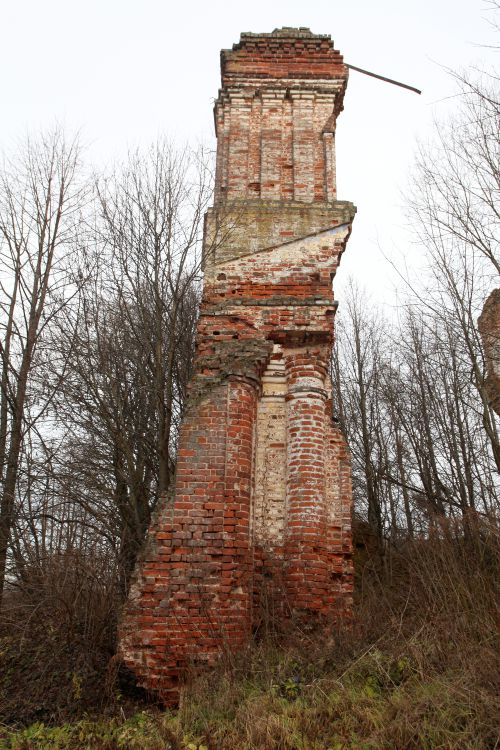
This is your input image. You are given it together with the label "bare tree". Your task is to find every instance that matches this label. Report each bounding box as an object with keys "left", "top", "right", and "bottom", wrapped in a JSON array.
[
  {"left": 406, "top": 70, "right": 500, "bottom": 470},
  {"left": 332, "top": 284, "right": 388, "bottom": 547},
  {"left": 333, "top": 281, "right": 499, "bottom": 547},
  {"left": 0, "top": 130, "right": 87, "bottom": 604},
  {"left": 51, "top": 141, "right": 217, "bottom": 591},
  {"left": 391, "top": 308, "right": 498, "bottom": 519}
]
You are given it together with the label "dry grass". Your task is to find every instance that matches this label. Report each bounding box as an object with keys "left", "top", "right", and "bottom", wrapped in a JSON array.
[
  {"left": 174, "top": 515, "right": 500, "bottom": 749},
  {"left": 1, "top": 516, "right": 499, "bottom": 749},
  {"left": 0, "top": 549, "right": 124, "bottom": 725}
]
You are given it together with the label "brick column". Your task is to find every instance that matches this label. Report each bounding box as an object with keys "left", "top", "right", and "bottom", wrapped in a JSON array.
[
  {"left": 284, "top": 351, "right": 329, "bottom": 613},
  {"left": 323, "top": 131, "right": 336, "bottom": 201},
  {"left": 220, "top": 375, "right": 258, "bottom": 647},
  {"left": 291, "top": 92, "right": 315, "bottom": 203},
  {"left": 260, "top": 90, "right": 285, "bottom": 200},
  {"left": 227, "top": 92, "right": 252, "bottom": 196}
]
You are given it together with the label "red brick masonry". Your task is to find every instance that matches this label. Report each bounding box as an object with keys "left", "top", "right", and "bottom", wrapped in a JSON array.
[
  {"left": 479, "top": 289, "right": 500, "bottom": 417},
  {"left": 119, "top": 28, "right": 356, "bottom": 704}
]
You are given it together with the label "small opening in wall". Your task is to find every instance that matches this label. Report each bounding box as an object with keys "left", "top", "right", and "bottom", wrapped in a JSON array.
[
  {"left": 213, "top": 331, "right": 220, "bottom": 335},
  {"left": 217, "top": 273, "right": 226, "bottom": 281}
]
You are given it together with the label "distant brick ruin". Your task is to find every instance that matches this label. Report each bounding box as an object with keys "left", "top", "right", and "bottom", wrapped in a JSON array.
[
  {"left": 119, "top": 28, "right": 356, "bottom": 704},
  {"left": 479, "top": 289, "right": 500, "bottom": 417}
]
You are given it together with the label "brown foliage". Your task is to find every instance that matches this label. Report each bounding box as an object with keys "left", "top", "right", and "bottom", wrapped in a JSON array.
[
  {"left": 0, "top": 549, "right": 120, "bottom": 725},
  {"left": 3, "top": 515, "right": 498, "bottom": 750},
  {"left": 174, "top": 515, "right": 500, "bottom": 749}
]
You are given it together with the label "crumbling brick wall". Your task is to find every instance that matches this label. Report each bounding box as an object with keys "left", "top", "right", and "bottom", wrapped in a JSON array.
[
  {"left": 119, "top": 27, "right": 356, "bottom": 705},
  {"left": 479, "top": 289, "right": 500, "bottom": 417}
]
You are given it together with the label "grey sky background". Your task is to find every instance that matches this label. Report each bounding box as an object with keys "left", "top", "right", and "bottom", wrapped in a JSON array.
[{"left": 1, "top": 0, "right": 497, "bottom": 304}]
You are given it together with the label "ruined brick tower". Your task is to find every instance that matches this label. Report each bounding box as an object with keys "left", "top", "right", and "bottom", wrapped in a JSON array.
[{"left": 120, "top": 27, "right": 356, "bottom": 703}]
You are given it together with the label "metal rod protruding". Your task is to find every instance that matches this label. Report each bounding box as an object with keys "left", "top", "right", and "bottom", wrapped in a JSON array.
[{"left": 346, "top": 63, "right": 422, "bottom": 95}]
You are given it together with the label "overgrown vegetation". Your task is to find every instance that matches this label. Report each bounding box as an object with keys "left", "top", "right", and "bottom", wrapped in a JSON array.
[
  {"left": 0, "top": 550, "right": 119, "bottom": 725},
  {"left": 1, "top": 516, "right": 499, "bottom": 748}
]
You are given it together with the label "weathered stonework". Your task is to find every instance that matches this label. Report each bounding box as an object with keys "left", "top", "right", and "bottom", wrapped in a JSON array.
[
  {"left": 119, "top": 27, "right": 356, "bottom": 705},
  {"left": 479, "top": 289, "right": 500, "bottom": 417}
]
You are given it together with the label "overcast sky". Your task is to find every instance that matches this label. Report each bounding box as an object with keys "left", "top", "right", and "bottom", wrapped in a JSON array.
[{"left": 1, "top": 0, "right": 497, "bottom": 304}]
